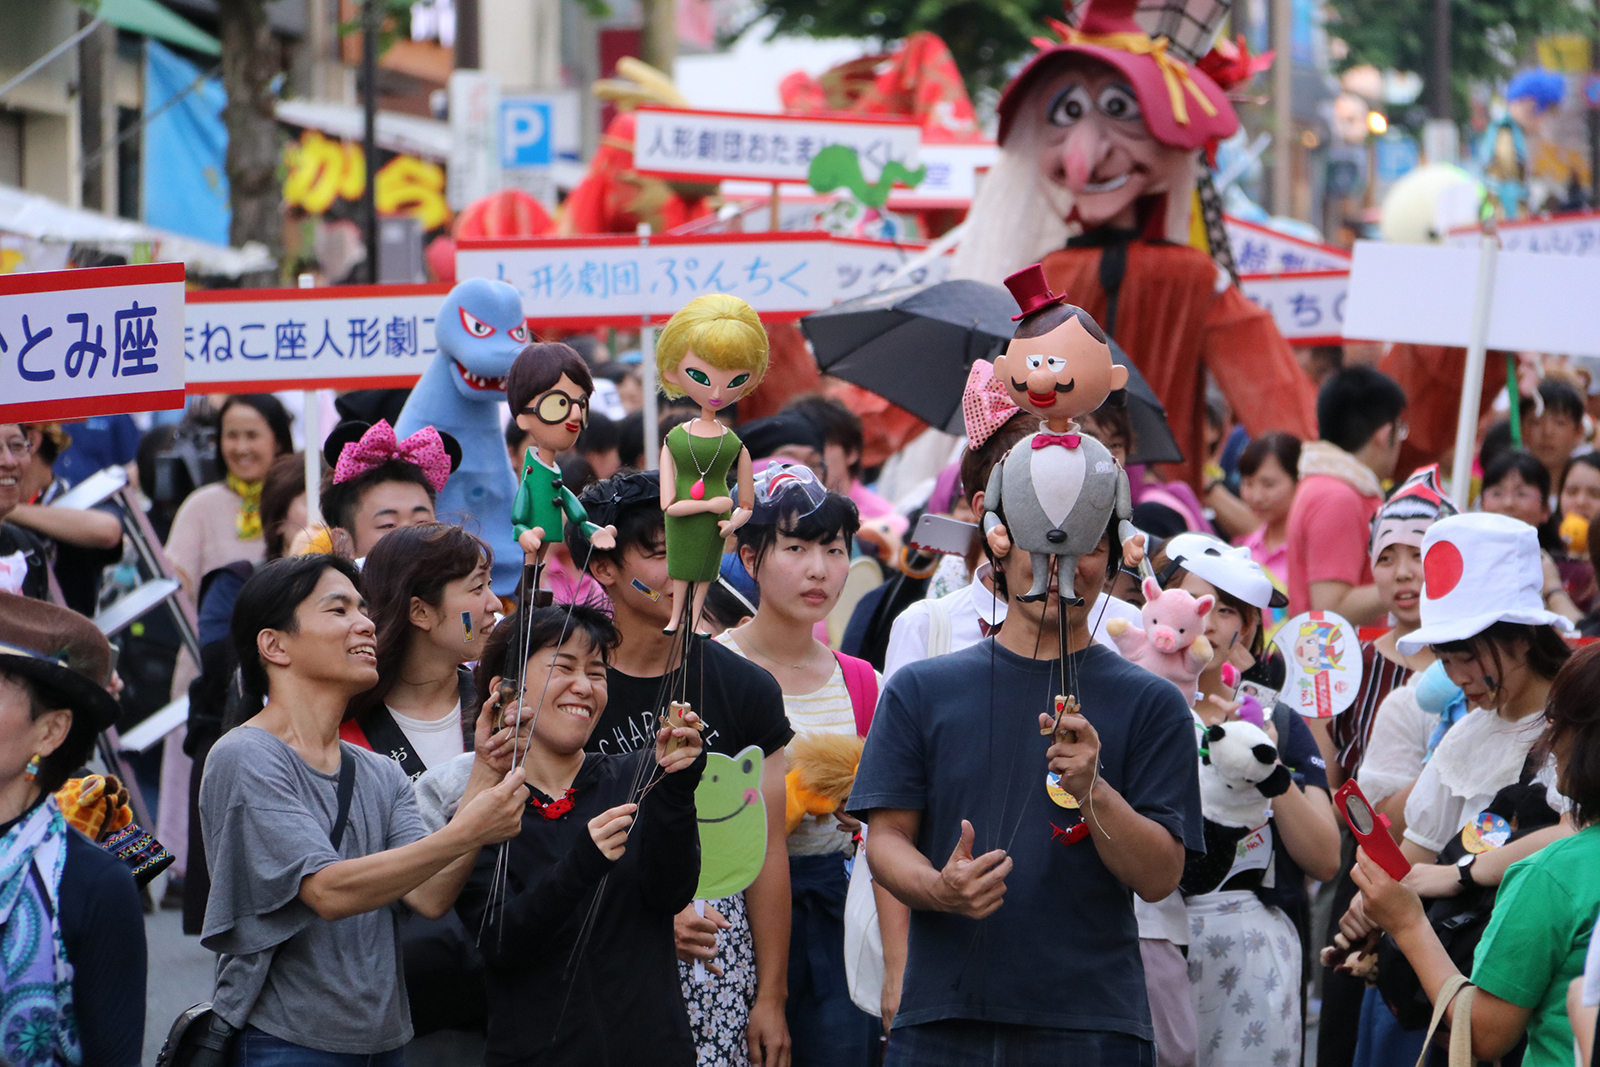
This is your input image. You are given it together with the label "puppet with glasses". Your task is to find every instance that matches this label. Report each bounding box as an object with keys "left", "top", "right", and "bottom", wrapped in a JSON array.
[
  {"left": 656, "top": 294, "right": 768, "bottom": 637},
  {"left": 508, "top": 342, "right": 618, "bottom": 608}
]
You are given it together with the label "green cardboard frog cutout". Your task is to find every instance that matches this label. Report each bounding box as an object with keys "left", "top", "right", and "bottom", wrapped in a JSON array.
[{"left": 695, "top": 744, "right": 768, "bottom": 899}]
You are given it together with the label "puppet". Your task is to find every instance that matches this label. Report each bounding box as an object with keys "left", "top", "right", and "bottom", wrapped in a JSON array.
[
  {"left": 396, "top": 278, "right": 529, "bottom": 594},
  {"left": 1180, "top": 718, "right": 1290, "bottom": 895},
  {"left": 696, "top": 744, "right": 770, "bottom": 899},
  {"left": 982, "top": 263, "right": 1140, "bottom": 607},
  {"left": 656, "top": 294, "right": 767, "bottom": 636},
  {"left": 949, "top": 0, "right": 1315, "bottom": 487},
  {"left": 507, "top": 342, "right": 617, "bottom": 605},
  {"left": 1105, "top": 576, "right": 1214, "bottom": 702}
]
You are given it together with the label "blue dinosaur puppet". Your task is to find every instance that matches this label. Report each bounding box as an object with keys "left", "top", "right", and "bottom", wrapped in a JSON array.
[{"left": 396, "top": 278, "right": 529, "bottom": 594}]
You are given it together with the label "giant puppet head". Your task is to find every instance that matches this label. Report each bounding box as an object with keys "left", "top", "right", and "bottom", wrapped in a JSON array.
[
  {"left": 435, "top": 278, "right": 531, "bottom": 402},
  {"left": 951, "top": 0, "right": 1241, "bottom": 281}
]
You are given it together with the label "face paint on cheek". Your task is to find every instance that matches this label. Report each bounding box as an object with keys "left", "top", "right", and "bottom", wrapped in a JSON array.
[
  {"left": 462, "top": 611, "right": 474, "bottom": 641},
  {"left": 631, "top": 577, "right": 662, "bottom": 602}
]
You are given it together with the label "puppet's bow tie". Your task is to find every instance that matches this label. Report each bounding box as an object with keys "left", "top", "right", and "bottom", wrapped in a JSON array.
[{"left": 1032, "top": 432, "right": 1081, "bottom": 450}]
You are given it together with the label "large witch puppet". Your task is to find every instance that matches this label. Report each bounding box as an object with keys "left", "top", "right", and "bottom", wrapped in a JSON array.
[
  {"left": 655, "top": 293, "right": 768, "bottom": 637},
  {"left": 950, "top": 0, "right": 1316, "bottom": 486}
]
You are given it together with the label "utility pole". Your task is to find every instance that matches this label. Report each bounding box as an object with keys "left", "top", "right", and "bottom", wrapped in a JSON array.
[
  {"left": 1271, "top": 0, "right": 1291, "bottom": 217},
  {"left": 641, "top": 0, "right": 676, "bottom": 77},
  {"left": 361, "top": 0, "right": 379, "bottom": 284}
]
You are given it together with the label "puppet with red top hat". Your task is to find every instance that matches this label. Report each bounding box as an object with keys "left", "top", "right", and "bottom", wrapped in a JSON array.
[
  {"left": 983, "top": 264, "right": 1142, "bottom": 606},
  {"left": 950, "top": 0, "right": 1317, "bottom": 489}
]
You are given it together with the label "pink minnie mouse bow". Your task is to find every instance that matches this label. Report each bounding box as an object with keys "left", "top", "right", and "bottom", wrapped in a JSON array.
[
  {"left": 962, "top": 360, "right": 1020, "bottom": 448},
  {"left": 334, "top": 420, "right": 453, "bottom": 492}
]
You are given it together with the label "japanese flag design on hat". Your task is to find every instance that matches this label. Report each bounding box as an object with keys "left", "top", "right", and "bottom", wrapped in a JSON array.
[{"left": 1395, "top": 513, "right": 1573, "bottom": 655}]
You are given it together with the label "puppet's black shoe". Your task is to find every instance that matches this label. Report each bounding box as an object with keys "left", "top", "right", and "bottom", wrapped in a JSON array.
[
  {"left": 1017, "top": 591, "right": 1047, "bottom": 603},
  {"left": 532, "top": 590, "right": 554, "bottom": 608}
]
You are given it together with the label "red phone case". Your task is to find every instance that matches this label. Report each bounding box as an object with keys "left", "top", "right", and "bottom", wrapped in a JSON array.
[{"left": 1333, "top": 779, "right": 1411, "bottom": 881}]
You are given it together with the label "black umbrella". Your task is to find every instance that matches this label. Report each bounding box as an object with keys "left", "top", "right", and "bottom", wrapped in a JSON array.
[{"left": 801, "top": 279, "right": 1182, "bottom": 465}]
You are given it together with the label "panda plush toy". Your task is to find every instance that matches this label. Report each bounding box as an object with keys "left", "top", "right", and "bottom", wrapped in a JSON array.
[{"left": 1180, "top": 716, "right": 1293, "bottom": 897}]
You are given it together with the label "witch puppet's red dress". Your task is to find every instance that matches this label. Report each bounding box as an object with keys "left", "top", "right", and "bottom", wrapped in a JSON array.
[{"left": 1041, "top": 240, "right": 1316, "bottom": 487}]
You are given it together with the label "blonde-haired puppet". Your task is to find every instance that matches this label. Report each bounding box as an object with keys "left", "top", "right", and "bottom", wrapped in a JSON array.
[{"left": 657, "top": 294, "right": 769, "bottom": 635}]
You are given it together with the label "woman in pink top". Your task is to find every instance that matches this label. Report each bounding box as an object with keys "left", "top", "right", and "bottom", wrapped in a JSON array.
[{"left": 1235, "top": 433, "right": 1300, "bottom": 629}]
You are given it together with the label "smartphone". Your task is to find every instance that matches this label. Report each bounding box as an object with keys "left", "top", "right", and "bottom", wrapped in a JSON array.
[
  {"left": 1333, "top": 779, "right": 1412, "bottom": 881},
  {"left": 909, "top": 513, "right": 979, "bottom": 556}
]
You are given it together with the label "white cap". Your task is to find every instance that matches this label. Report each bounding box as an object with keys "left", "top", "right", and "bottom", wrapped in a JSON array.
[
  {"left": 1395, "top": 513, "right": 1574, "bottom": 654},
  {"left": 1163, "top": 533, "right": 1287, "bottom": 610}
]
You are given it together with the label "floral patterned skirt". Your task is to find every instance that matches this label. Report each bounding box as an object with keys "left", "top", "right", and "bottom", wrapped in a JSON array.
[
  {"left": 680, "top": 892, "right": 757, "bottom": 1067},
  {"left": 1186, "top": 890, "right": 1302, "bottom": 1067}
]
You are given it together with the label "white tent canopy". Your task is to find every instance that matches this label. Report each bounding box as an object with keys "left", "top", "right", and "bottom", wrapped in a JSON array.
[{"left": 0, "top": 183, "right": 274, "bottom": 278}]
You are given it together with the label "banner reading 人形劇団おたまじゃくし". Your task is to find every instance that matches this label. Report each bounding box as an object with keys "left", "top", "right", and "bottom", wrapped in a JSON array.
[
  {"left": 0, "top": 263, "right": 186, "bottom": 423},
  {"left": 631, "top": 106, "right": 922, "bottom": 186},
  {"left": 185, "top": 283, "right": 451, "bottom": 393}
]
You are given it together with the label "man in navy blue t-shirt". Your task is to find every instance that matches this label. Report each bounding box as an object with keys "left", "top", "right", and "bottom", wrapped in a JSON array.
[{"left": 848, "top": 519, "right": 1204, "bottom": 1065}]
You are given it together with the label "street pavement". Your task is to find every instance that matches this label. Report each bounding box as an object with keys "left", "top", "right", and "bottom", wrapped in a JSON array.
[{"left": 143, "top": 901, "right": 213, "bottom": 1064}]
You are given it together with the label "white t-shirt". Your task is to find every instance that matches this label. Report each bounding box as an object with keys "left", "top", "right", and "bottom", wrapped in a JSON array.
[
  {"left": 387, "top": 703, "right": 466, "bottom": 772},
  {"left": 1357, "top": 675, "right": 1438, "bottom": 808},
  {"left": 717, "top": 632, "right": 867, "bottom": 857},
  {"left": 1583, "top": 905, "right": 1600, "bottom": 1007},
  {"left": 1402, "top": 707, "right": 1561, "bottom": 854}
]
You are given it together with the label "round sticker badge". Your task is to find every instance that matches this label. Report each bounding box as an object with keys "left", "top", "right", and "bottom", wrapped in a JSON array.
[
  {"left": 1273, "top": 611, "right": 1365, "bottom": 719},
  {"left": 1045, "top": 771, "right": 1079, "bottom": 809},
  {"left": 1461, "top": 812, "right": 1512, "bottom": 854}
]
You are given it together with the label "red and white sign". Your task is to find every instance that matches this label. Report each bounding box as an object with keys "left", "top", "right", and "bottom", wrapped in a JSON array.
[
  {"left": 632, "top": 106, "right": 921, "bottom": 186},
  {"left": 456, "top": 232, "right": 934, "bottom": 328},
  {"left": 1226, "top": 216, "right": 1351, "bottom": 274},
  {"left": 1239, "top": 270, "right": 1349, "bottom": 346},
  {"left": 1445, "top": 211, "right": 1600, "bottom": 256},
  {"left": 185, "top": 284, "right": 451, "bottom": 393},
  {"left": 0, "top": 263, "right": 185, "bottom": 422},
  {"left": 886, "top": 142, "right": 998, "bottom": 210}
]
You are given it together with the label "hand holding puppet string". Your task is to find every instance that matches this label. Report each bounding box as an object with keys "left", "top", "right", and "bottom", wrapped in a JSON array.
[
  {"left": 656, "top": 293, "right": 768, "bottom": 636},
  {"left": 983, "top": 263, "right": 1142, "bottom": 611},
  {"left": 508, "top": 342, "right": 617, "bottom": 607}
]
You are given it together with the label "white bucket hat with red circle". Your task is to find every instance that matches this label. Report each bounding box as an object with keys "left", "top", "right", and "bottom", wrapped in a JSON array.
[{"left": 1395, "top": 512, "right": 1573, "bottom": 654}]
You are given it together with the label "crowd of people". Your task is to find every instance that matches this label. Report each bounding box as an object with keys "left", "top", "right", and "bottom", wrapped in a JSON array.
[{"left": 2, "top": 335, "right": 1600, "bottom": 1067}]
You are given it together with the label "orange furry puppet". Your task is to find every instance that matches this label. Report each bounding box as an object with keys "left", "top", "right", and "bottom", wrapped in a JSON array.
[{"left": 784, "top": 733, "right": 866, "bottom": 834}]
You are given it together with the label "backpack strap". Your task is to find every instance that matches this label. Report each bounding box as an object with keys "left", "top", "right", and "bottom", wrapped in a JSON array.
[
  {"left": 924, "top": 598, "right": 953, "bottom": 659},
  {"left": 330, "top": 746, "right": 357, "bottom": 852},
  {"left": 834, "top": 652, "right": 879, "bottom": 737}
]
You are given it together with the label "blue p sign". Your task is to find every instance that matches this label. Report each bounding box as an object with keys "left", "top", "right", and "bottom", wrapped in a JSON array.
[{"left": 500, "top": 100, "right": 552, "bottom": 168}]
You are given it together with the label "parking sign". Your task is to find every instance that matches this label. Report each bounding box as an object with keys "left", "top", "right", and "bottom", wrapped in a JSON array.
[{"left": 501, "top": 99, "right": 552, "bottom": 169}]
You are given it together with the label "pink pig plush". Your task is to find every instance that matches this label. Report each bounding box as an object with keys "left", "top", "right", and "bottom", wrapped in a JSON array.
[{"left": 1105, "top": 577, "right": 1215, "bottom": 704}]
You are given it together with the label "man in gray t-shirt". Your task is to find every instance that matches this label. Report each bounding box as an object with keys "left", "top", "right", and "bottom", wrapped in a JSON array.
[{"left": 197, "top": 555, "right": 527, "bottom": 1060}]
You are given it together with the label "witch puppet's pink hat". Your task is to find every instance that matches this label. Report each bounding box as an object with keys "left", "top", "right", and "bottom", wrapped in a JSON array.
[
  {"left": 1396, "top": 513, "right": 1574, "bottom": 655},
  {"left": 996, "top": 0, "right": 1238, "bottom": 151}
]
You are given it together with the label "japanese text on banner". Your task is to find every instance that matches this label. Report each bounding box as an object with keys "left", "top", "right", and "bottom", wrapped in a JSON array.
[
  {"left": 1239, "top": 272, "right": 1349, "bottom": 343},
  {"left": 632, "top": 107, "right": 921, "bottom": 185},
  {"left": 0, "top": 264, "right": 185, "bottom": 421},
  {"left": 185, "top": 287, "right": 447, "bottom": 391}
]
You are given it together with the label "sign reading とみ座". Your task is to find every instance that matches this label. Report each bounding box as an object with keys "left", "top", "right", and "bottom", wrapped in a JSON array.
[{"left": 0, "top": 262, "right": 186, "bottom": 422}]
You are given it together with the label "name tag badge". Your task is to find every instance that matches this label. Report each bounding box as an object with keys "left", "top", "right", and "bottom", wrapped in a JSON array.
[
  {"left": 1045, "top": 771, "right": 1079, "bottom": 809},
  {"left": 1462, "top": 812, "right": 1512, "bottom": 854}
]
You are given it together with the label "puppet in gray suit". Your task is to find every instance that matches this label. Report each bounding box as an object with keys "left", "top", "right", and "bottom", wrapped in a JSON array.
[{"left": 983, "top": 264, "right": 1143, "bottom": 605}]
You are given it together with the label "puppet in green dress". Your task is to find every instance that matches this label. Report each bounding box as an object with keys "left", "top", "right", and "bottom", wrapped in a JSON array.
[
  {"left": 506, "top": 342, "right": 616, "bottom": 603},
  {"left": 656, "top": 294, "right": 769, "bottom": 635}
]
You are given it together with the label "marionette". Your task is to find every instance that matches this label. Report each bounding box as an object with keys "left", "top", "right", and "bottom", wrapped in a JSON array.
[
  {"left": 949, "top": 0, "right": 1316, "bottom": 487},
  {"left": 507, "top": 342, "right": 617, "bottom": 606},
  {"left": 983, "top": 263, "right": 1141, "bottom": 607},
  {"left": 656, "top": 293, "right": 768, "bottom": 636},
  {"left": 395, "top": 278, "right": 530, "bottom": 594}
]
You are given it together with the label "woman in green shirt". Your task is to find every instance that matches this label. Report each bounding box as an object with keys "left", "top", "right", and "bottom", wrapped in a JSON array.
[{"left": 1355, "top": 641, "right": 1600, "bottom": 1067}]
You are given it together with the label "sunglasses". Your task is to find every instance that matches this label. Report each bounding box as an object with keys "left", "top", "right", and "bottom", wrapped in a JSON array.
[{"left": 527, "top": 390, "right": 589, "bottom": 427}]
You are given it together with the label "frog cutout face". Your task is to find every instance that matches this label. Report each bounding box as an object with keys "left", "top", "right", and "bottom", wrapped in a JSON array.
[{"left": 695, "top": 744, "right": 768, "bottom": 899}]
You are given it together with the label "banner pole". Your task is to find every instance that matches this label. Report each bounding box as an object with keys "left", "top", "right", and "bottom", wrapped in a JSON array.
[
  {"left": 1450, "top": 234, "right": 1498, "bottom": 509},
  {"left": 298, "top": 273, "right": 323, "bottom": 524}
]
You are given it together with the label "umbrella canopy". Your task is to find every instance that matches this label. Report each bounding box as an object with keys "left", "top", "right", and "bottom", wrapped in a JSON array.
[{"left": 802, "top": 279, "right": 1182, "bottom": 464}]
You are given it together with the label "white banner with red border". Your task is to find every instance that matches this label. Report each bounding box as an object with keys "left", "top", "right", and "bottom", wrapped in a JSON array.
[
  {"left": 1445, "top": 211, "right": 1600, "bottom": 256},
  {"left": 455, "top": 232, "right": 940, "bottom": 327},
  {"left": 0, "top": 263, "right": 186, "bottom": 422},
  {"left": 185, "top": 284, "right": 451, "bottom": 393},
  {"left": 1226, "top": 216, "right": 1351, "bottom": 274},
  {"left": 632, "top": 106, "right": 921, "bottom": 185},
  {"left": 1239, "top": 270, "right": 1349, "bottom": 346}
]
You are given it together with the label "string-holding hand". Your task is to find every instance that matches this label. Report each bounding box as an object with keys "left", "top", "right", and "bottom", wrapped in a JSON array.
[
  {"left": 1040, "top": 708, "right": 1100, "bottom": 802},
  {"left": 656, "top": 704, "right": 706, "bottom": 773},
  {"left": 589, "top": 803, "right": 637, "bottom": 861},
  {"left": 476, "top": 686, "right": 534, "bottom": 775}
]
